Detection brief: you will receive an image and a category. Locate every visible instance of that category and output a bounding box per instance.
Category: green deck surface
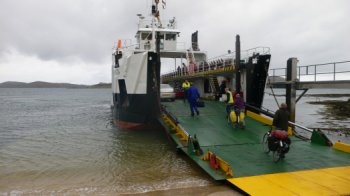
[161,100,350,180]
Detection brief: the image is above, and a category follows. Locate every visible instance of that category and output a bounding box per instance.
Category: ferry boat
[111,2,178,128]
[111,0,270,128]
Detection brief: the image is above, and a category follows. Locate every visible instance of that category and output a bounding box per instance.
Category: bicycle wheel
[273,147,282,162]
[262,132,270,153]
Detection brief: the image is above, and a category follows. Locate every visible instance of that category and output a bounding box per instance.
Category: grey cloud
[0,0,349,69]
[0,0,141,64]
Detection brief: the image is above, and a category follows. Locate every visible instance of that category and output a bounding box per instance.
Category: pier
[268,59,350,125]
[268,60,350,89]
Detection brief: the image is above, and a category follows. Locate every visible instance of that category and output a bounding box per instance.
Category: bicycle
[262,128,291,162]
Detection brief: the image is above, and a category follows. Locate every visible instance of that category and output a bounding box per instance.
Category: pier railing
[269,60,350,83]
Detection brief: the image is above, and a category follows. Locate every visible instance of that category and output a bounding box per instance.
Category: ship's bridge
[135,17,182,51]
[136,28,180,51]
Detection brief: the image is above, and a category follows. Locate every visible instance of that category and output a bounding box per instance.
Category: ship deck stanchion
[160,100,350,195]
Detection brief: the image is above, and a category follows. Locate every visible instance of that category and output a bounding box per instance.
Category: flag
[162,0,166,9]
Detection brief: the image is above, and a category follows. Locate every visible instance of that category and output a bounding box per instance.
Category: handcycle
[262,127,291,162]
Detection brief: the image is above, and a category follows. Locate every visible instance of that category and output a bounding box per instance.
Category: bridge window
[141,32,152,40]
[165,33,176,41]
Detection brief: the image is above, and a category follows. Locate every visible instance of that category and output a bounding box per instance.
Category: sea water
[0,88,349,194]
[0,88,212,195]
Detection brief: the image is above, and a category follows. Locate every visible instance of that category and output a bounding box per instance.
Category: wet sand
[125,184,243,196]
[1,184,244,196]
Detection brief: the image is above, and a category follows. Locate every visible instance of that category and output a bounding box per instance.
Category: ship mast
[151,0,164,51]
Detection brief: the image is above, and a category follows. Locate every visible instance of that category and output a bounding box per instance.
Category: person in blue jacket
[187,83,200,117]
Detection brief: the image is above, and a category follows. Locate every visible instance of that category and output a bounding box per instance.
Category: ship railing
[113,39,134,50]
[161,47,270,79]
[113,40,187,52]
[268,60,350,83]
[138,19,177,29]
[242,47,271,58]
[206,53,235,70]
[162,52,235,78]
[161,59,235,79]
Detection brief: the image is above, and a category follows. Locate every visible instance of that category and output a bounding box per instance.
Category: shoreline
[124,184,242,196]
[308,99,350,121]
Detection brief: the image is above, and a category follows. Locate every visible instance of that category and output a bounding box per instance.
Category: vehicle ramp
[160,100,350,195]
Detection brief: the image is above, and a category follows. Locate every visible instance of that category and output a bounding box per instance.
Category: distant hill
[0,81,111,88]
[88,83,111,88]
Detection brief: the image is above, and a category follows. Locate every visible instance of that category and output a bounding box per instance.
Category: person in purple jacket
[187,83,200,117]
[234,94,245,110]
[233,93,245,128]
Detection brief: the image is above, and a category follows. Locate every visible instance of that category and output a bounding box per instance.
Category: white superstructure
[111,0,206,128]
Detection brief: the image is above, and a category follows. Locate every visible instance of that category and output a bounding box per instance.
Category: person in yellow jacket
[225,88,234,116]
[182,80,190,103]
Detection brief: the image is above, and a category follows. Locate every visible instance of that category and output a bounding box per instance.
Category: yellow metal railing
[162,114,188,142]
[333,141,350,153]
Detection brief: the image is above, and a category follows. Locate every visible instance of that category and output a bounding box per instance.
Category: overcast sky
[0,0,349,84]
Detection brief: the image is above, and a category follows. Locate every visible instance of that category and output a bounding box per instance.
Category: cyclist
[272,103,289,132]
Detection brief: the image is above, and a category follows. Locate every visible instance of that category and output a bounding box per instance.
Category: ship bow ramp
[160,100,350,195]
